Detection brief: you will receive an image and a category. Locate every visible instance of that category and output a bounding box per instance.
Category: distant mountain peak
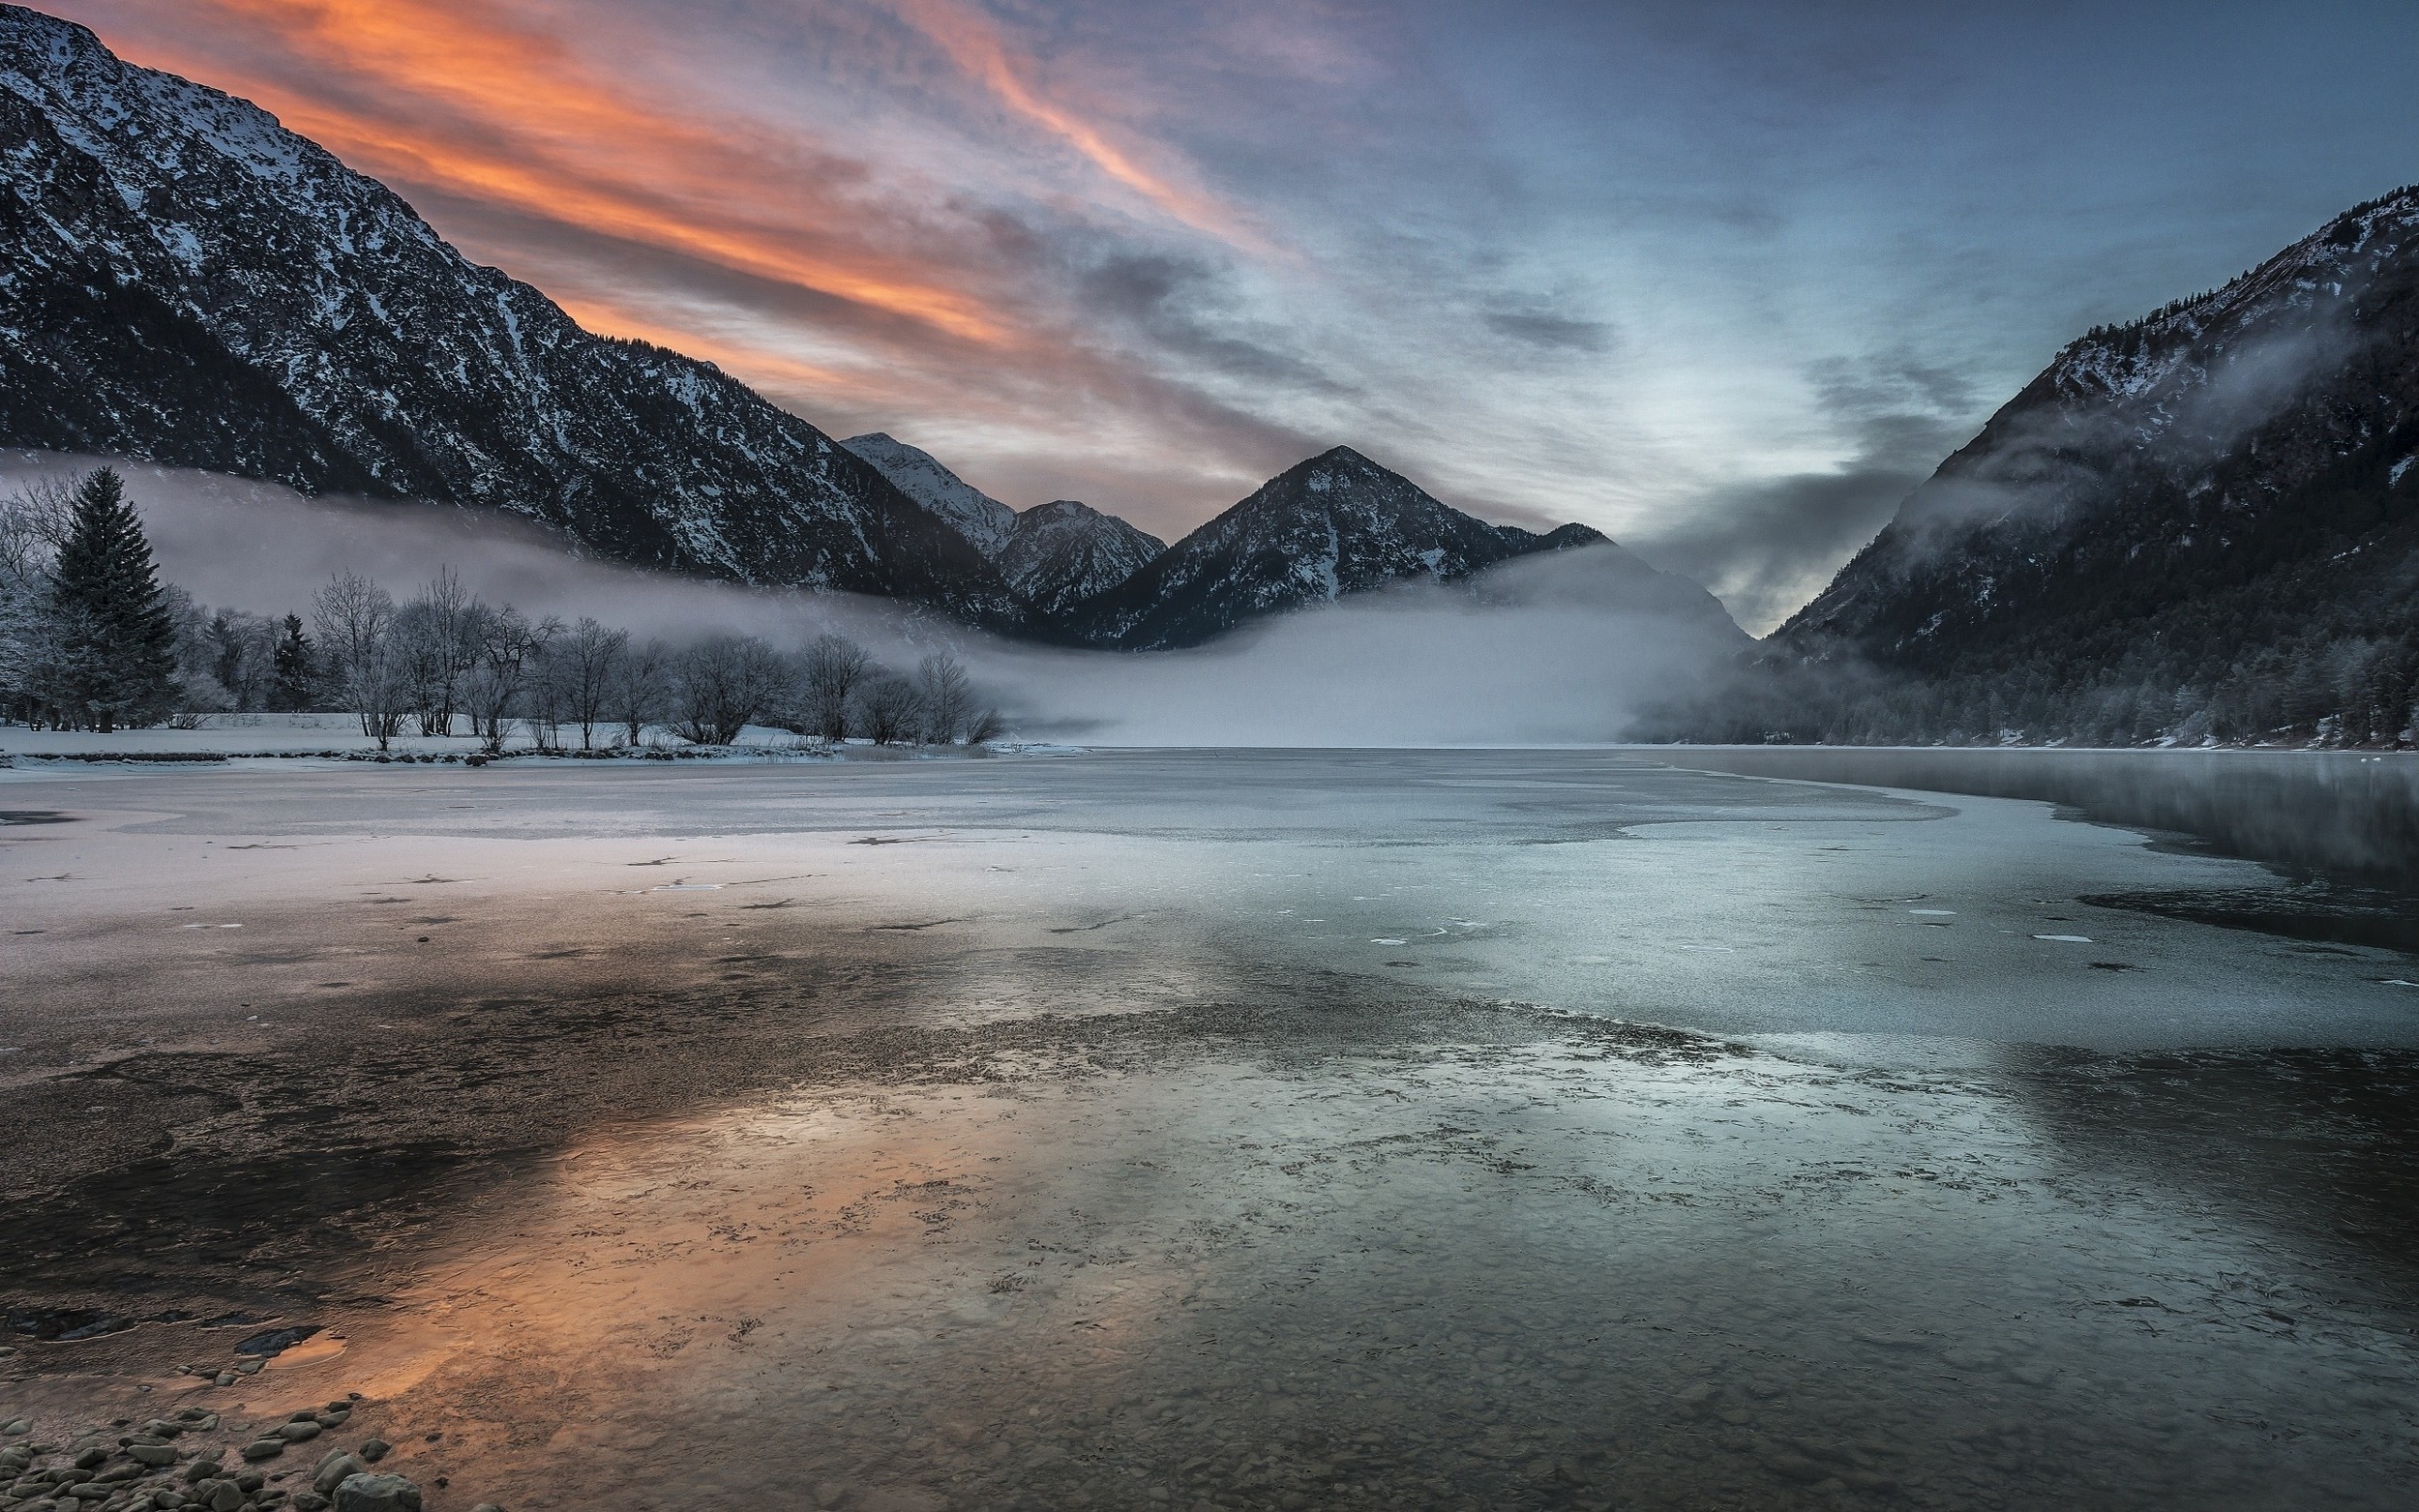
[999,499,1166,619]
[839,432,1018,558]
[1062,446,1653,648]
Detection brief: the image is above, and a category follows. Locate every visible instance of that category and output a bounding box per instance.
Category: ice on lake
[2,748,2415,1509]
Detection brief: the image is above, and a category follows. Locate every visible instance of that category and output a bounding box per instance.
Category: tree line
[2,468,1004,750]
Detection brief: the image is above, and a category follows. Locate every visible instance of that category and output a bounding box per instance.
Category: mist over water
[1,451,1737,745]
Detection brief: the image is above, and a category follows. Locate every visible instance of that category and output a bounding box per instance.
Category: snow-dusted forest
[1,468,1000,752]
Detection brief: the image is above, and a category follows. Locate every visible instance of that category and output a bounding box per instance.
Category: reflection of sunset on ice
[5,754,2419,1506]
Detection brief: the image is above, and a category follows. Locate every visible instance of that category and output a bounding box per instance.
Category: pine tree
[44,467,178,730]
[272,613,314,711]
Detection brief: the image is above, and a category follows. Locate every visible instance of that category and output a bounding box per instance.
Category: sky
[50,0,2419,631]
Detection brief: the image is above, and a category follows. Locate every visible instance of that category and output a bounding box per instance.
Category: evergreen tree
[272,613,314,711]
[43,467,178,730]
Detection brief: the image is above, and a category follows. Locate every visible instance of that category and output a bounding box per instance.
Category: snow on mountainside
[1064,445,1728,650]
[1724,185,2419,746]
[0,7,1029,626]
[998,499,1166,618]
[840,432,1166,615]
[1781,185,2419,660]
[840,433,1019,558]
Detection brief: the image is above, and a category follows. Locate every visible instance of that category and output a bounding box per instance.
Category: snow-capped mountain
[840,432,1167,615]
[1742,185,2419,744]
[998,499,1166,618]
[1064,445,1706,650]
[0,8,1029,627]
[839,433,1019,558]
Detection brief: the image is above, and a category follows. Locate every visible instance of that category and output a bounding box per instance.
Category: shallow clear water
[3,750,2416,1509]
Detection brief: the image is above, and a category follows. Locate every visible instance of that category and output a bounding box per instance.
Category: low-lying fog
[2,452,1742,745]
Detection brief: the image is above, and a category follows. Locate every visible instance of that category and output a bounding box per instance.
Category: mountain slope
[0,7,1028,626]
[840,433,1019,558]
[840,432,1167,614]
[998,499,1165,618]
[1063,445,1701,650]
[1738,186,2419,745]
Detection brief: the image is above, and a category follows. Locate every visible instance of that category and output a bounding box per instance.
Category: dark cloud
[1483,310,1616,353]
[1629,352,1980,633]
[1076,252,1345,392]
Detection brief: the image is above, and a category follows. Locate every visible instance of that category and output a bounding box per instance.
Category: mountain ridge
[1718,184,2419,745]
[0,6,1030,628]
[1063,445,1725,650]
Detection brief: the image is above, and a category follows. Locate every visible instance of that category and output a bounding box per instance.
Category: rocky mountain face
[0,8,1030,627]
[840,432,1166,617]
[1724,186,2419,745]
[998,499,1165,619]
[1062,445,1684,650]
[839,433,1018,558]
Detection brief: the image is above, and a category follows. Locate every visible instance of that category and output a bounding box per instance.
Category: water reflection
[1658,748,2419,889]
[301,1004,2419,1512]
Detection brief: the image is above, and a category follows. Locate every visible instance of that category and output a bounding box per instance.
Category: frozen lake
[3,749,2415,1509]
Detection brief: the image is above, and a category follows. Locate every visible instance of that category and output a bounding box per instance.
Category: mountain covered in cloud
[0,8,1030,627]
[1062,445,1731,650]
[1714,185,2419,744]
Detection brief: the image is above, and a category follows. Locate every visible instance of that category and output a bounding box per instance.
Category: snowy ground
[0,712,1058,762]
[3,751,2415,1509]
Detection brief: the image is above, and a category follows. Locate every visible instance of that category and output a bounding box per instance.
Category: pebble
[2,1420,27,1436]
[356,1441,389,1465]
[277,1422,322,1442]
[241,1440,286,1462]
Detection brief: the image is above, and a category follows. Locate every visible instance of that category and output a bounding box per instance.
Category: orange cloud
[881,0,1267,252]
[89,0,1010,343]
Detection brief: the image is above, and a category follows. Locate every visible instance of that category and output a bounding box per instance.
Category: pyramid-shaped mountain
[1064,446,1629,649]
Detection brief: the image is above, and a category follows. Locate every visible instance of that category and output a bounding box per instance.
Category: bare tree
[798,632,871,741]
[0,478,74,723]
[964,706,1006,745]
[914,651,972,744]
[550,617,627,750]
[311,570,406,748]
[611,637,672,747]
[458,605,556,754]
[391,568,477,737]
[672,635,790,746]
[853,671,922,746]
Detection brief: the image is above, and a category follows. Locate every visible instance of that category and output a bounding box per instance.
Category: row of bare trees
[309,568,1002,753]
